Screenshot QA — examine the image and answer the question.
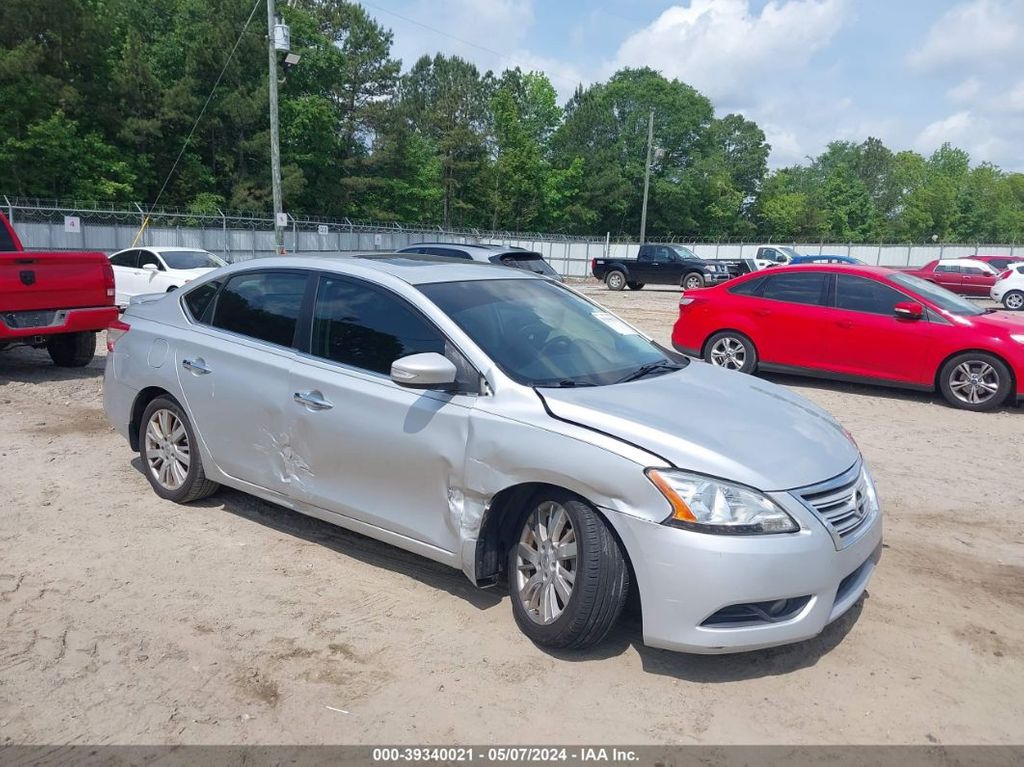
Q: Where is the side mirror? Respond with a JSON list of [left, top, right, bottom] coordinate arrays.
[[142, 263, 159, 271], [894, 301, 924, 320], [391, 352, 457, 389]]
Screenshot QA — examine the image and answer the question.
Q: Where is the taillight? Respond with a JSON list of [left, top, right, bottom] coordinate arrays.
[[106, 318, 130, 352], [680, 296, 697, 306], [102, 261, 116, 299], [591, 258, 597, 272], [999, 270, 1011, 280]]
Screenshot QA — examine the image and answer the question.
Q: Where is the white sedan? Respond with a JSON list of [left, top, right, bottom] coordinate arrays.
[[108, 247, 227, 307], [991, 262, 1024, 310]]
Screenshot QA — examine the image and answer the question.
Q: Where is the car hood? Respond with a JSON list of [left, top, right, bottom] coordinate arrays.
[[537, 361, 859, 492], [969, 309, 1024, 331], [170, 267, 219, 278]]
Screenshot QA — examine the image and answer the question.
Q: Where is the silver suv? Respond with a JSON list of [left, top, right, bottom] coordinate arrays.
[[104, 253, 881, 654]]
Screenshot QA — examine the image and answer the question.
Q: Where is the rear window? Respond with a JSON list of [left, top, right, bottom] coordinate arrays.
[[0, 219, 16, 252], [728, 276, 765, 296], [211, 271, 307, 347], [182, 280, 221, 322], [496, 253, 558, 276]]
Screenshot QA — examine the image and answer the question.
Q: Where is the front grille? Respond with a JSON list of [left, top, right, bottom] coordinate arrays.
[[795, 465, 874, 548]]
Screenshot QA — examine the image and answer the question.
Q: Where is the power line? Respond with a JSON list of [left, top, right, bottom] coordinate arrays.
[[146, 0, 264, 217]]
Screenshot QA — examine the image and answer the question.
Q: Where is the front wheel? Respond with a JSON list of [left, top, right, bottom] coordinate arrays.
[[47, 331, 96, 367], [139, 396, 220, 502], [938, 353, 1012, 411], [605, 271, 626, 291], [508, 492, 629, 650], [1002, 290, 1024, 311], [682, 272, 705, 290], [703, 331, 758, 373]]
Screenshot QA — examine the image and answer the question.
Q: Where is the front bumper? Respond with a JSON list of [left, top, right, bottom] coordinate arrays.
[[603, 488, 882, 654], [705, 271, 732, 284]]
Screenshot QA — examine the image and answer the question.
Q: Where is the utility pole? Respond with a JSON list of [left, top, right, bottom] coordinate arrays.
[[267, 0, 284, 253], [639, 108, 655, 244]]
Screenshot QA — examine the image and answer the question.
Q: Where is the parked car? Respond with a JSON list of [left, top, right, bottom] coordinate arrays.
[[104, 254, 881, 654], [991, 263, 1024, 310], [672, 264, 1024, 411], [901, 258, 999, 296], [0, 212, 118, 367], [752, 245, 802, 269], [791, 255, 864, 265], [397, 243, 561, 281], [108, 247, 227, 307], [591, 244, 733, 291], [972, 255, 1021, 272]]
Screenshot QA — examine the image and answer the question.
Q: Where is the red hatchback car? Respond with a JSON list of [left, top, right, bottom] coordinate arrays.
[[672, 265, 1024, 411]]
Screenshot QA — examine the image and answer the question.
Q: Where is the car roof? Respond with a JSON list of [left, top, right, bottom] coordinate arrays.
[[741, 263, 899, 279], [401, 242, 522, 252], [213, 252, 537, 286]]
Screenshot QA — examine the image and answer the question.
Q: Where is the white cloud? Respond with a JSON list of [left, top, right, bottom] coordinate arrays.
[[907, 0, 1024, 73], [1004, 81, 1024, 113], [610, 0, 848, 101], [915, 111, 974, 153], [947, 77, 981, 103]]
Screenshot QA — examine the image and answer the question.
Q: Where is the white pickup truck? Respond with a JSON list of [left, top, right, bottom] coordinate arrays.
[[752, 245, 802, 270]]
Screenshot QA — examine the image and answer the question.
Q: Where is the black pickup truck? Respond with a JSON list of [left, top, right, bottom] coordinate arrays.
[[591, 243, 743, 291]]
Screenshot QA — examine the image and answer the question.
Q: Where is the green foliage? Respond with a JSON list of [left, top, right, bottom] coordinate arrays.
[[1, 0, 1023, 241]]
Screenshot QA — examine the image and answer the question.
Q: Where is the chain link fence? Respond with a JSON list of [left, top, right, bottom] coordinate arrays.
[[4, 196, 1021, 278]]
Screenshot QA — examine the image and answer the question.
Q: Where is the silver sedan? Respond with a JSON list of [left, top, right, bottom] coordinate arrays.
[[103, 253, 881, 653]]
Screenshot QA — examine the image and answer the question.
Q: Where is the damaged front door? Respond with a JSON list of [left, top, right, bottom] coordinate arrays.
[[286, 274, 475, 555]]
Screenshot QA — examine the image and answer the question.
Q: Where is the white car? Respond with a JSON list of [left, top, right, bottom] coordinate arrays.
[[108, 247, 227, 307], [990, 262, 1024, 310], [751, 245, 800, 270]]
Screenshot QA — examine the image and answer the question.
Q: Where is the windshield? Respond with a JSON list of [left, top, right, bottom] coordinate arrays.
[[780, 247, 802, 259], [889, 273, 985, 316], [669, 246, 698, 260], [161, 250, 226, 270], [418, 278, 680, 387], [498, 253, 558, 276]]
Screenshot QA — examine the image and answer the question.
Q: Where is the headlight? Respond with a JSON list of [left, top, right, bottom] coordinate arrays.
[[861, 465, 880, 517], [646, 469, 799, 534]]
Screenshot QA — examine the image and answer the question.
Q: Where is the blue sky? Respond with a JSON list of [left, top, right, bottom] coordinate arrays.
[[362, 0, 1024, 170]]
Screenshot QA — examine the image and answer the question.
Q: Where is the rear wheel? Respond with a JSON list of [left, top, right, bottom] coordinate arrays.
[[605, 271, 626, 291], [682, 272, 705, 290], [1002, 290, 1024, 311], [703, 331, 758, 374], [626, 281, 645, 290], [938, 353, 1011, 411], [47, 331, 96, 367], [508, 492, 629, 650], [139, 396, 220, 502]]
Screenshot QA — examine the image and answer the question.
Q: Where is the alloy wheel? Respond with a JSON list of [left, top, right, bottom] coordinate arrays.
[[515, 501, 578, 625], [1005, 292, 1024, 310], [144, 408, 191, 490], [709, 337, 746, 370], [607, 272, 625, 290], [948, 361, 1000, 406], [684, 275, 703, 290]]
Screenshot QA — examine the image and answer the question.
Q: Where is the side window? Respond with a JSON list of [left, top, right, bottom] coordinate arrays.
[[934, 263, 959, 273], [425, 247, 471, 260], [311, 276, 448, 376], [961, 266, 987, 275], [110, 250, 139, 268], [760, 273, 827, 306], [182, 280, 221, 322], [728, 276, 765, 296], [835, 275, 906, 316], [138, 250, 164, 270], [653, 247, 673, 263], [637, 247, 653, 262], [1017, 266, 1024, 275], [211, 271, 307, 346]]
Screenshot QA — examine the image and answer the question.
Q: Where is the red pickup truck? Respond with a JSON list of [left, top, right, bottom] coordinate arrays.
[[1, 212, 118, 367]]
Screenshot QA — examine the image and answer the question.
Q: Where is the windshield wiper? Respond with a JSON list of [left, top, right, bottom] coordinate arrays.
[[615, 361, 683, 384], [548, 379, 596, 388]]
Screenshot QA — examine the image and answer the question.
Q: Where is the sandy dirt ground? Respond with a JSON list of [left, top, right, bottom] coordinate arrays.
[[1, 283, 1023, 746]]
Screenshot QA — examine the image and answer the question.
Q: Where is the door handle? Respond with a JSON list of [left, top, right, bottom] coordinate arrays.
[[754, 309, 772, 317], [836, 320, 854, 329], [182, 358, 212, 375], [293, 390, 334, 410]]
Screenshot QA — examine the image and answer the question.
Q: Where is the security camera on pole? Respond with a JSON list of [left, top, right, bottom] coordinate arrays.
[[267, 0, 289, 254]]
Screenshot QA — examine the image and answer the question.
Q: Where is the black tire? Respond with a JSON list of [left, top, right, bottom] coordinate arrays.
[[139, 396, 220, 502], [47, 331, 96, 367], [703, 330, 758, 374], [682, 272, 705, 290], [626, 281, 645, 290], [605, 271, 626, 291], [507, 491, 629, 650], [1002, 290, 1024, 311], [938, 352, 1012, 412], [166, 285, 178, 292]]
